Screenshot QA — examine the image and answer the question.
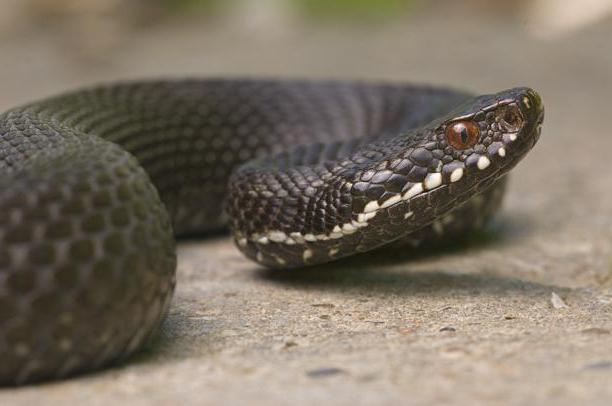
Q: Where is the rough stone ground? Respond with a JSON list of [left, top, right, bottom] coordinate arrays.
[[0, 6, 611, 406]]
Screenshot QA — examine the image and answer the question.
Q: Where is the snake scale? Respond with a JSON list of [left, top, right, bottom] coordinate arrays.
[[0, 79, 544, 385]]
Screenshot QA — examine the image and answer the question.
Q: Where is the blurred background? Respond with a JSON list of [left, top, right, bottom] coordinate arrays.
[[1, 0, 611, 111]]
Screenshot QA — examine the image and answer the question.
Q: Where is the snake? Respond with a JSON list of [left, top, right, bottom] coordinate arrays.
[[0, 79, 544, 385]]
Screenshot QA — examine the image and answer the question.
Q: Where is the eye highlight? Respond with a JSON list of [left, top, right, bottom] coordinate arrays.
[[445, 121, 480, 150]]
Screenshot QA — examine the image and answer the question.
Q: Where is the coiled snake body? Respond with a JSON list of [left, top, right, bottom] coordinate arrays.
[[0, 79, 544, 385]]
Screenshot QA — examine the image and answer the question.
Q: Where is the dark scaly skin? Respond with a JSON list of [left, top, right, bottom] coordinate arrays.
[[0, 79, 544, 385]]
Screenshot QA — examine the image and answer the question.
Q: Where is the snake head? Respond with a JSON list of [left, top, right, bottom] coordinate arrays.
[[435, 87, 544, 184], [342, 87, 544, 258], [229, 85, 544, 268], [348, 87, 544, 216]]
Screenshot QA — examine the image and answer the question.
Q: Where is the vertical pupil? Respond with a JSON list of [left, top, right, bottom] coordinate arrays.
[[445, 120, 479, 150], [459, 127, 468, 144]]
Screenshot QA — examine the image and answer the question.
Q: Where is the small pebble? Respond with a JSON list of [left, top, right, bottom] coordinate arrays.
[[311, 303, 335, 308], [439, 326, 456, 332], [583, 361, 612, 370], [306, 367, 346, 378], [551, 292, 569, 309], [581, 327, 610, 335]]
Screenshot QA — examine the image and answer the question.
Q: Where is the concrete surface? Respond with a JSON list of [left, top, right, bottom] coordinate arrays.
[[1, 6, 611, 405]]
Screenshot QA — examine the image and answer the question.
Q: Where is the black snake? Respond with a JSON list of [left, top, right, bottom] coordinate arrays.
[[0, 79, 544, 385]]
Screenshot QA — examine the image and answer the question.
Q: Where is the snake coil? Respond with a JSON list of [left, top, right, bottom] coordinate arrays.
[[0, 79, 543, 385]]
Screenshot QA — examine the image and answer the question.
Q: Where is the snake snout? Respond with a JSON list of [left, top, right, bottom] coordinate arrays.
[[514, 87, 544, 153], [433, 87, 544, 203]]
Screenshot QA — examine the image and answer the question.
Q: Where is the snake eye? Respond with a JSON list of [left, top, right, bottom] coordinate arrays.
[[445, 121, 480, 150]]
